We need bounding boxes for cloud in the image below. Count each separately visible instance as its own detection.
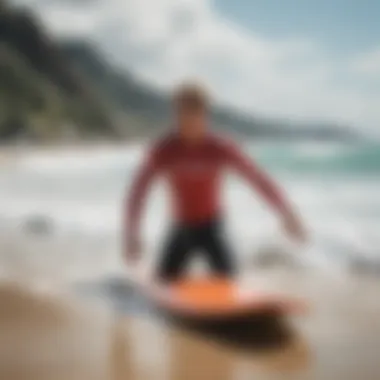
[351,47,380,77]
[12,0,380,130]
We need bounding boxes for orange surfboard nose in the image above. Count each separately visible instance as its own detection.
[173,278,235,309]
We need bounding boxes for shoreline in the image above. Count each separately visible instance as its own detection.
[0,278,311,380]
[0,228,380,379]
[1,263,380,379]
[0,136,379,378]
[0,138,147,168]
[0,138,143,154]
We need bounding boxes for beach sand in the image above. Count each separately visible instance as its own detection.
[0,259,380,380]
[0,279,309,380]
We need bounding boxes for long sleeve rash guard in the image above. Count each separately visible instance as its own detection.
[126,133,290,241]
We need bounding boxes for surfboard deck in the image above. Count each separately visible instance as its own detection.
[140,277,308,322]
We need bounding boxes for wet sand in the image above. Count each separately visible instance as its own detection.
[0,280,309,380]
[0,232,380,379]
[0,270,380,380]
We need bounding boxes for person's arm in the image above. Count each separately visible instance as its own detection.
[124,144,163,259]
[222,139,306,241]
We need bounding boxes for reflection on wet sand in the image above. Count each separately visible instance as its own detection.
[164,320,310,380]
[112,317,310,380]
[0,281,310,380]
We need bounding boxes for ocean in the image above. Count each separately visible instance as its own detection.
[0,140,379,287]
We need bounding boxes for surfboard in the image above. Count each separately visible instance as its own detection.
[140,277,308,322]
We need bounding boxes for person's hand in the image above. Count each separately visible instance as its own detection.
[124,235,142,265]
[282,211,308,245]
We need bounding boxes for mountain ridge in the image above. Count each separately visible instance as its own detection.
[0,0,357,143]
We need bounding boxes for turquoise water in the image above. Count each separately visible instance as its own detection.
[252,142,380,176]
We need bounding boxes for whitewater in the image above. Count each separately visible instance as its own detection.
[0,140,379,287]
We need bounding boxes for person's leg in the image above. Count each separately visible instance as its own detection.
[196,218,236,278]
[156,226,194,282]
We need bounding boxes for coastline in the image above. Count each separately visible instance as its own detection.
[0,139,380,379]
[0,139,147,173]
[0,278,309,380]
[0,197,379,379]
[0,138,141,156]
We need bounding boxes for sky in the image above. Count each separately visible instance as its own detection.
[217,0,380,56]
[10,0,380,131]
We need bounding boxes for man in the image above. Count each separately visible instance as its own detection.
[125,82,306,282]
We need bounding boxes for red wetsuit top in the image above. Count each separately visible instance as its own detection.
[126,133,289,240]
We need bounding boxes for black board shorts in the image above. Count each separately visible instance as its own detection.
[157,217,236,281]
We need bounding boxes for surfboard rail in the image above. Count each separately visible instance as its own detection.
[140,277,308,320]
